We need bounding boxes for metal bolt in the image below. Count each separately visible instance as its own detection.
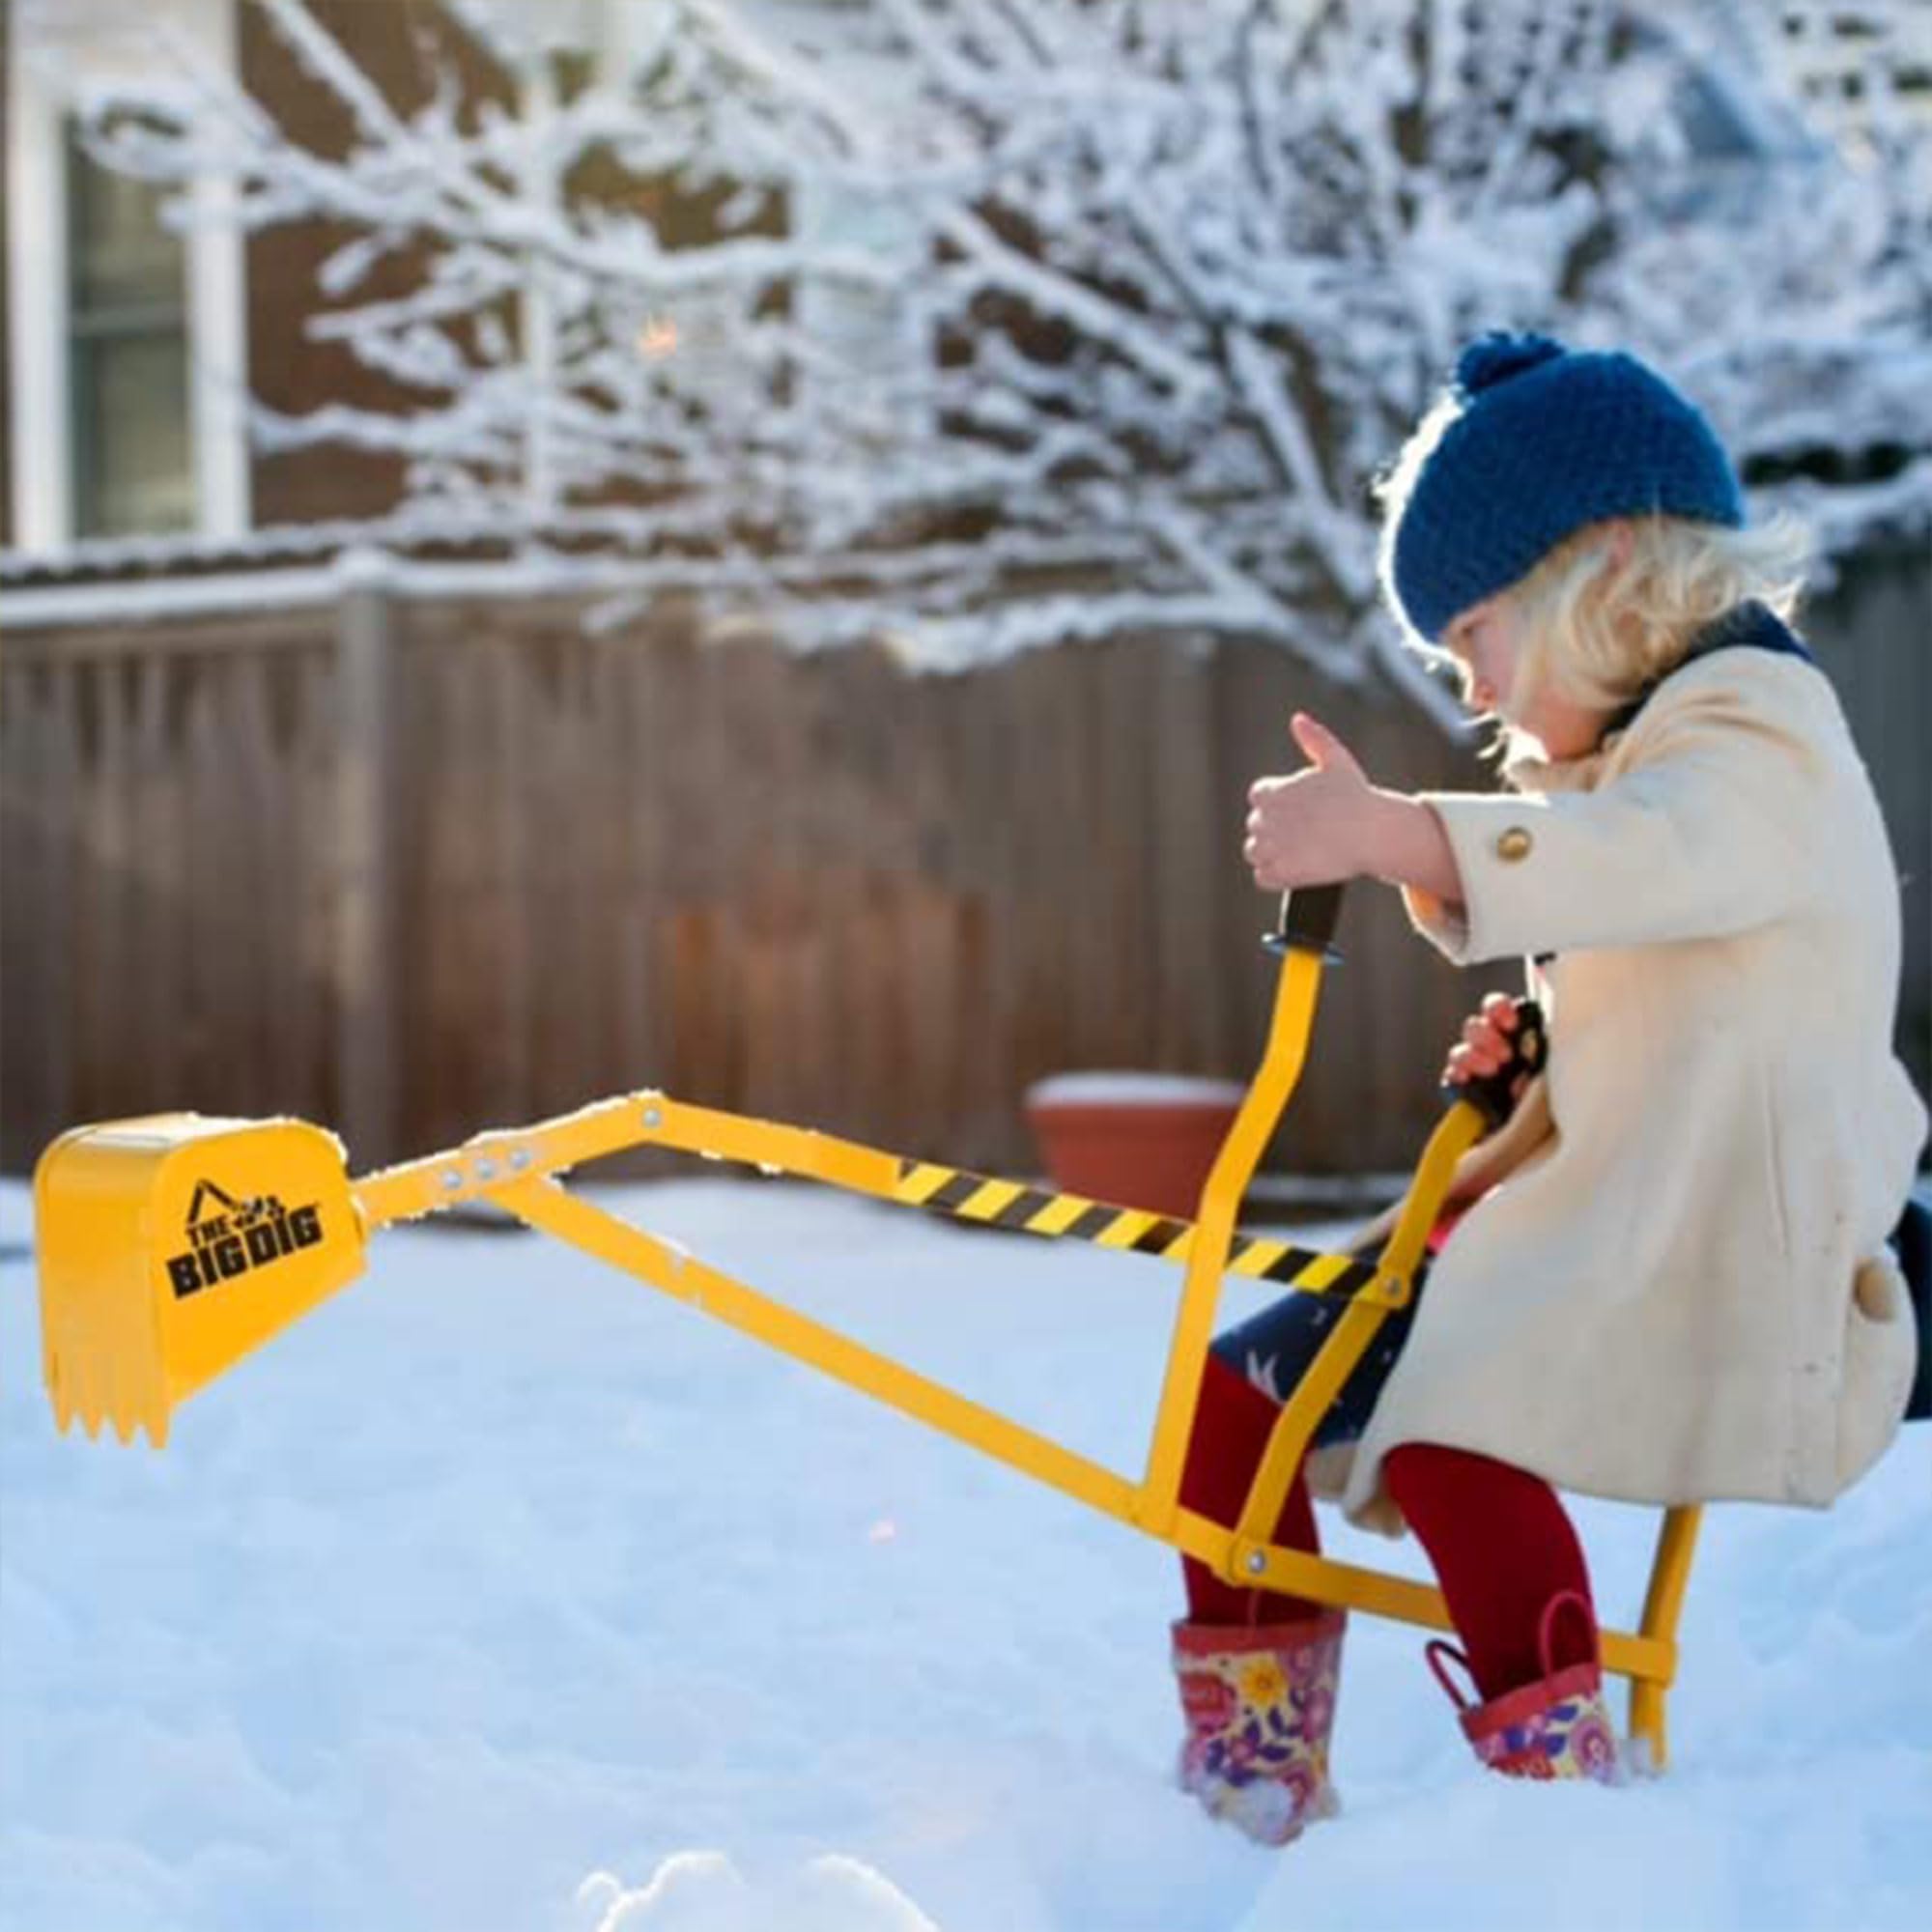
[642,1105,664,1129]
[473,1158,497,1182]
[1245,1550,1268,1577]
[508,1148,532,1172]
[440,1169,463,1190]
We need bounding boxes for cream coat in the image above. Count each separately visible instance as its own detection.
[1336,645,1927,1535]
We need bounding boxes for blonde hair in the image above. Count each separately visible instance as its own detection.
[1503,512,1812,719]
[1386,508,1812,761]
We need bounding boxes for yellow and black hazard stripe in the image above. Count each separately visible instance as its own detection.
[891,1160,1378,1296]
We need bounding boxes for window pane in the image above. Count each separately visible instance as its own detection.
[75,330,194,538]
[68,121,194,538]
[71,139,185,314]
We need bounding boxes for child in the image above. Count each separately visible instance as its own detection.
[1170,330,1928,1845]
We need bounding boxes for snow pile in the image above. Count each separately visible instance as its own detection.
[572,1852,937,1932]
[2,1173,1928,1931]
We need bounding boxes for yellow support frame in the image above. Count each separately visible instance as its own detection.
[341,925,1701,1769]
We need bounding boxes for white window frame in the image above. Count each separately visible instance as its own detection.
[7,0,250,553]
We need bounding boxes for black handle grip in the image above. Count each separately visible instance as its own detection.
[1263,884,1346,962]
[1442,996,1548,1129]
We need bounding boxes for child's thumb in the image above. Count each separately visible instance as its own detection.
[1291,711,1363,778]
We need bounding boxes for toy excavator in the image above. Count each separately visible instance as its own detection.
[33,886,1702,1764]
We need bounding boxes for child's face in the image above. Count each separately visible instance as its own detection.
[1441,596,1522,719]
[1442,594,1609,759]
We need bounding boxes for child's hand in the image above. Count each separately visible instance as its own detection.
[1244,713,1381,891]
[1442,992,1528,1100]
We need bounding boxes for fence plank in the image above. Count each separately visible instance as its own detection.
[0,665,78,1163]
[335,581,400,1164]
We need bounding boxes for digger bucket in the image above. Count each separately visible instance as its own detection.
[35,1114,367,1445]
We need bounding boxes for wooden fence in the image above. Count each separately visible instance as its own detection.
[4,545,1927,1186]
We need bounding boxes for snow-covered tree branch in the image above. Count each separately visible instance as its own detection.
[49,0,1932,719]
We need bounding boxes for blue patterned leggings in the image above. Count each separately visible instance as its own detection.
[1208,1251,1430,1449]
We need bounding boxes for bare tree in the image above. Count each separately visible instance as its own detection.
[57,0,1932,718]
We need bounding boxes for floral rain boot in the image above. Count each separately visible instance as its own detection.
[1171,1609,1346,1844]
[1426,1590,1621,1783]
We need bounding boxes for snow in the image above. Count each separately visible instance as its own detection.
[3,1169,1929,1930]
[1023,1073,1248,1109]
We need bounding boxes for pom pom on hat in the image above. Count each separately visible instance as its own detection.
[1455,330,1566,395]
[1382,331,1745,643]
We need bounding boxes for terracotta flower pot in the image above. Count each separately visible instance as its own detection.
[1024,1073,1247,1220]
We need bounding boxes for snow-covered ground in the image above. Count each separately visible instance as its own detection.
[3,1171,1928,1932]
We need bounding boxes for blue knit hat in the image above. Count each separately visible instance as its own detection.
[1382,331,1745,642]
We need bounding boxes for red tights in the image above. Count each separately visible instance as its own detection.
[1179,1352,1596,1699]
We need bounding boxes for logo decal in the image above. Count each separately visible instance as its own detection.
[166,1178,324,1299]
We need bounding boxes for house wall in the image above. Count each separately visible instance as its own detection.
[240,0,514,529]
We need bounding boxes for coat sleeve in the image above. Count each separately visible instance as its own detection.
[1400,677,1826,966]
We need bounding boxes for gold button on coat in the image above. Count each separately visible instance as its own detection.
[1494,827,1534,863]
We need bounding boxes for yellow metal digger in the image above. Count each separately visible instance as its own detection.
[32,885,1701,1764]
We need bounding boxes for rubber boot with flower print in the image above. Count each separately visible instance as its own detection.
[1170,1609,1345,1844]
[1427,1590,1621,1783]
